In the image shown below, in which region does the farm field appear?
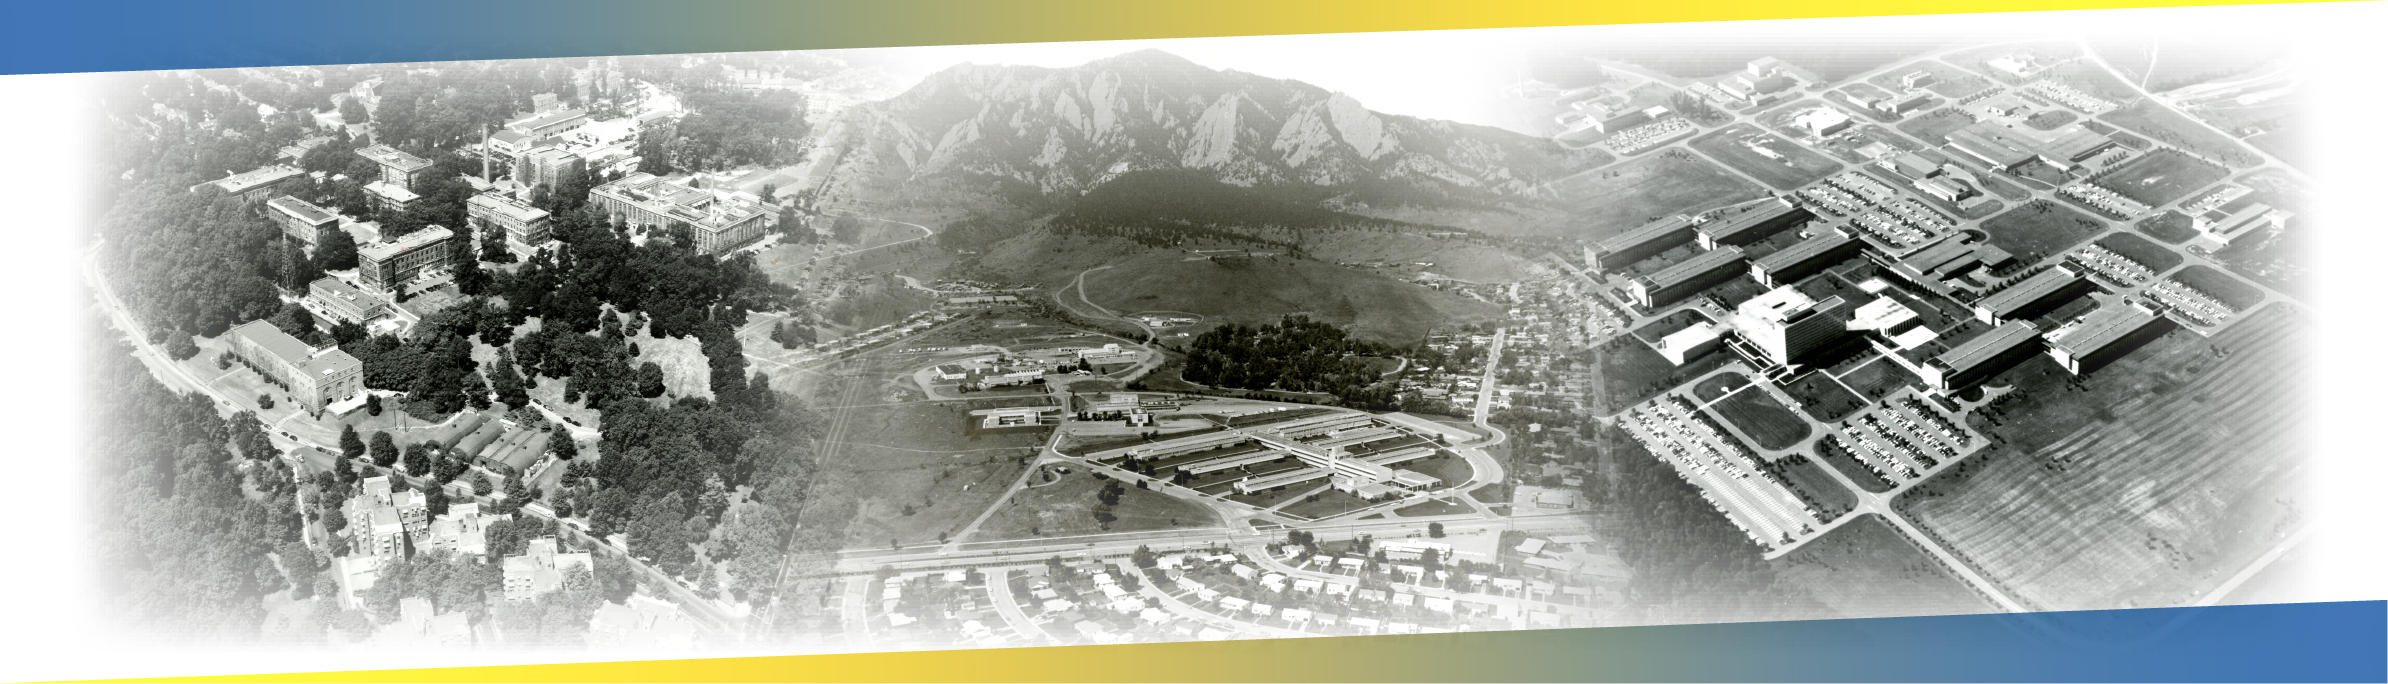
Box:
[1774,514,1995,619]
[975,472,1220,541]
[1687,124,1846,190]
[1708,387,1814,450]
[2089,149,2231,207]
[1894,108,1976,145]
[2094,231,2184,272]
[811,390,1054,549]
[1981,201,2107,264]
[1900,303,2308,612]
[1545,151,1766,243]
[2100,101,2265,168]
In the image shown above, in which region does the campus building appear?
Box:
[1918,320,2043,394]
[1587,214,1698,271]
[1626,246,1747,309]
[504,108,590,144]
[2045,301,2176,374]
[1751,228,1863,287]
[519,146,584,189]
[1881,236,2016,293]
[589,173,774,256]
[195,165,305,204]
[356,144,434,190]
[266,195,340,248]
[1654,323,1725,366]
[1875,91,1932,116]
[465,192,554,257]
[1694,198,1812,249]
[1973,267,2092,324]
[502,538,593,602]
[363,180,419,214]
[1943,121,2117,172]
[227,319,365,413]
[1733,286,1849,368]
[1793,108,1852,137]
[308,276,387,324]
[357,226,456,294]
[2188,200,2290,251]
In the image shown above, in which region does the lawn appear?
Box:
[1902,303,2308,611]
[1687,124,1846,191]
[2100,101,2264,168]
[2135,211,2197,244]
[1865,60,1996,100]
[2087,149,2231,208]
[1772,514,1994,619]
[1834,357,1916,400]
[1770,454,1857,520]
[1782,371,1868,422]
[2168,265,2267,311]
[1281,489,1377,519]
[1399,451,1478,490]
[1894,108,1976,145]
[1708,388,1815,450]
[975,472,1220,541]
[1631,309,1714,345]
[1546,150,1767,242]
[1394,498,1475,517]
[816,397,1055,548]
[1693,372,1753,402]
[1980,201,2107,264]
[2093,232,2184,272]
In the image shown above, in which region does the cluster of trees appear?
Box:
[1182,315,1402,409]
[1047,169,1370,249]
[637,89,811,174]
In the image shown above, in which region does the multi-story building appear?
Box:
[1587,214,1698,271]
[1694,198,1812,249]
[465,192,553,257]
[357,226,456,294]
[1972,266,2091,325]
[1627,246,1747,309]
[2188,199,2290,251]
[266,195,340,248]
[520,146,584,188]
[504,108,589,144]
[502,538,594,602]
[195,164,305,204]
[356,144,434,190]
[308,276,388,324]
[227,319,364,412]
[363,180,419,215]
[2045,301,2176,374]
[1734,286,1849,368]
[589,173,775,256]
[1918,320,2043,394]
[1751,228,1862,287]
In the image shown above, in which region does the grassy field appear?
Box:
[1282,489,1376,519]
[1394,498,1475,517]
[2089,149,2231,207]
[1544,151,1766,242]
[1782,371,1868,422]
[1981,201,2107,263]
[1773,515,1995,619]
[1772,454,1857,520]
[2136,211,2197,244]
[1693,372,1752,402]
[1400,451,1477,490]
[1687,124,1846,191]
[973,472,1220,541]
[1708,388,1814,450]
[1865,60,1997,100]
[2100,102,2265,168]
[1894,108,1976,145]
[816,394,1054,548]
[1901,303,2307,611]
[1631,310,1713,345]
[1835,357,1917,400]
[2168,265,2267,311]
[2094,231,2184,272]
[1079,251,1502,346]
[1589,339,1733,415]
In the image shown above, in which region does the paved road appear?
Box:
[983,568,1061,644]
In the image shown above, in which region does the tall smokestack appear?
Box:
[480,125,491,183]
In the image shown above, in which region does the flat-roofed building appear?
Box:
[1588,214,1697,271]
[267,195,341,248]
[1943,121,2116,172]
[1734,286,1848,368]
[1793,107,1853,136]
[1751,227,1862,287]
[2188,200,2289,251]
[504,108,589,143]
[2046,301,2175,374]
[520,146,584,189]
[1972,266,2091,324]
[195,165,305,204]
[1627,246,1747,309]
[1914,176,1979,203]
[1879,152,1942,180]
[1900,70,1936,89]
[356,144,434,191]
[357,226,456,294]
[590,173,774,256]
[308,277,387,324]
[228,319,365,412]
[1695,198,1811,249]
[1919,320,2042,393]
[1875,91,1932,116]
[466,192,553,257]
[364,180,419,214]
[1885,236,2015,290]
[1654,322,1725,366]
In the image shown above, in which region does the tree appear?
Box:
[339,424,365,461]
[403,442,433,476]
[364,394,383,417]
[498,476,531,514]
[333,447,359,485]
[636,362,666,398]
[369,431,398,469]
[1427,522,1445,539]
[257,393,275,409]
[423,484,451,517]
[316,227,360,271]
[550,427,579,460]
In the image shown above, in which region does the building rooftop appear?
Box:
[359,225,454,262]
[1933,320,2041,373]
[467,192,552,222]
[1945,121,2114,167]
[1636,246,1747,291]
[1738,285,1818,322]
[1975,267,2082,318]
[208,165,303,193]
[2049,302,2161,356]
[1696,199,1807,243]
[1592,214,1697,254]
[356,144,433,172]
[363,181,420,203]
[267,195,339,225]
[507,108,588,133]
[1753,229,1856,272]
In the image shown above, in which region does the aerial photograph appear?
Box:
[76,20,2316,653]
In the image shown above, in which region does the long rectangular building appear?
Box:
[196,165,305,204]
[356,144,434,190]
[357,226,456,294]
[1627,246,1747,309]
[1751,227,1861,287]
[1695,198,1812,249]
[590,173,774,256]
[1943,122,2116,172]
[308,277,387,324]
[1972,266,2091,324]
[267,195,340,248]
[228,320,365,413]
[1588,215,1698,271]
[466,192,554,257]
[2046,301,2174,374]
[1919,320,2042,393]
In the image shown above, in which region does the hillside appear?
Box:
[816,49,1611,216]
